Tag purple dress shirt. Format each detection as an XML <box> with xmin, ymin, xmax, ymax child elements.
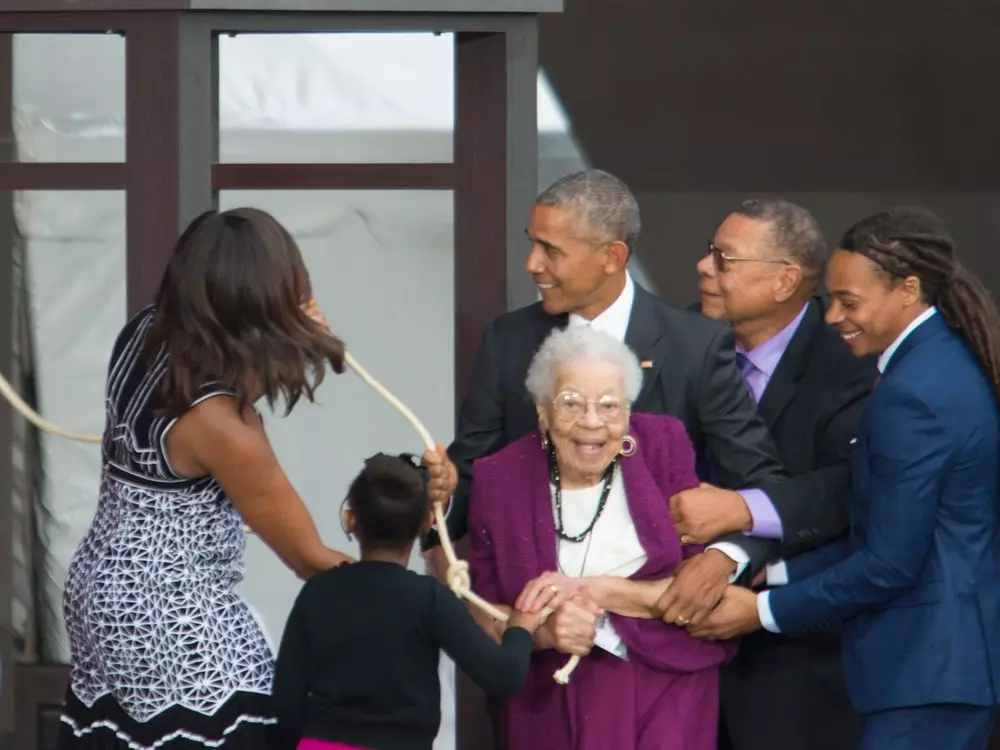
<box><xmin>735</xmin><ymin>303</ymin><xmax>809</xmax><ymax>538</ymax></box>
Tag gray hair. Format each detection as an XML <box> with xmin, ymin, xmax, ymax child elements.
<box><xmin>525</xmin><ymin>326</ymin><xmax>643</xmax><ymax>405</ymax></box>
<box><xmin>535</xmin><ymin>169</ymin><xmax>641</xmax><ymax>253</ymax></box>
<box><xmin>736</xmin><ymin>198</ymin><xmax>827</xmax><ymax>289</ymax></box>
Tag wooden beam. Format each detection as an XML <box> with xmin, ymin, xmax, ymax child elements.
<box><xmin>0</xmin><ymin>163</ymin><xmax>126</xmax><ymax>191</ymax></box>
<box><xmin>0</xmin><ymin>1</ymin><xmax>185</xmax><ymax>12</ymax></box>
<box><xmin>0</xmin><ymin>0</ymin><xmax>560</xmax><ymax>12</ymax></box>
<box><xmin>125</xmin><ymin>12</ymin><xmax>215</xmax><ymax>316</ymax></box>
<box><xmin>453</xmin><ymin>20</ymin><xmax>538</xmax><ymax>750</ymax></box>
<box><xmin>213</xmin><ymin>163</ymin><xmax>455</xmax><ymax>191</ymax></box>
<box><xmin>193</xmin><ymin>0</ymin><xmax>561</xmax><ymax>11</ymax></box>
<box><xmin>0</xmin><ymin>30</ymin><xmax>14</xmax><ymax>750</ymax></box>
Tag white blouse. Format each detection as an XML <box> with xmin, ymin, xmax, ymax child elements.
<box><xmin>551</xmin><ymin>470</ymin><xmax>647</xmax><ymax>659</ymax></box>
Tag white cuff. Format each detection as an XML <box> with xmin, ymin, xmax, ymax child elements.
<box><xmin>706</xmin><ymin>541</ymin><xmax>749</xmax><ymax>584</ymax></box>
<box><xmin>765</xmin><ymin>559</ymin><xmax>789</xmax><ymax>586</ymax></box>
<box><xmin>757</xmin><ymin>590</ymin><xmax>781</xmax><ymax>633</ymax></box>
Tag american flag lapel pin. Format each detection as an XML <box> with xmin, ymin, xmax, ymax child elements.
<box><xmin>641</xmin><ymin>360</ymin><xmax>653</xmax><ymax>369</ymax></box>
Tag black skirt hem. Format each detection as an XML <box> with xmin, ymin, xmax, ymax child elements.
<box><xmin>58</xmin><ymin>688</ymin><xmax>277</xmax><ymax>749</ymax></box>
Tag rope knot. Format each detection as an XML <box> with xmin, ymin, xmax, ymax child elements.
<box><xmin>445</xmin><ymin>559</ymin><xmax>471</xmax><ymax>595</ymax></box>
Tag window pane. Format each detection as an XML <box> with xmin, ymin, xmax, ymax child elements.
<box><xmin>217</xmin><ymin>190</ymin><xmax>455</xmax><ymax>627</ymax></box>
<box><xmin>13</xmin><ymin>35</ymin><xmax>126</xmax><ymax>163</ymax></box>
<box><xmin>219</xmin><ymin>188</ymin><xmax>457</xmax><ymax>749</ymax></box>
<box><xmin>220</xmin><ymin>33</ymin><xmax>455</xmax><ymax>164</ymax></box>
<box><xmin>15</xmin><ymin>191</ymin><xmax>126</xmax><ymax>662</ymax></box>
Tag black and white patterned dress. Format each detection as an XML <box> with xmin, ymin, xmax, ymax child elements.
<box><xmin>58</xmin><ymin>307</ymin><xmax>276</xmax><ymax>749</ymax></box>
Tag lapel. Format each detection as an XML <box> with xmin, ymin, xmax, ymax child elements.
<box><xmin>756</xmin><ymin>298</ymin><xmax>822</xmax><ymax>427</ymax></box>
<box><xmin>624</xmin><ymin>285</ymin><xmax>668</xmax><ymax>410</ymax></box>
<box><xmin>529</xmin><ymin>306</ymin><xmax>567</xmax><ymax>354</ymax></box>
<box><xmin>529</xmin><ymin>437</ymin><xmax>560</xmax><ymax>572</ymax></box>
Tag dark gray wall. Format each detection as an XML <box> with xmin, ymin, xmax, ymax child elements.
<box><xmin>539</xmin><ymin>0</ymin><xmax>1000</xmax><ymax>304</ymax></box>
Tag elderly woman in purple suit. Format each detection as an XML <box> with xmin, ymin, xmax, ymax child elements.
<box><xmin>467</xmin><ymin>325</ymin><xmax>736</xmax><ymax>750</ymax></box>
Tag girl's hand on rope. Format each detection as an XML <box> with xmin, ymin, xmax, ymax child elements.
<box><xmin>421</xmin><ymin>444</ymin><xmax>457</xmax><ymax>511</ymax></box>
<box><xmin>507</xmin><ymin>607</ymin><xmax>548</xmax><ymax>636</ymax></box>
<box><xmin>515</xmin><ymin>571</ymin><xmax>587</xmax><ymax>614</ymax></box>
<box><xmin>534</xmin><ymin>593</ymin><xmax>602</xmax><ymax>657</ymax></box>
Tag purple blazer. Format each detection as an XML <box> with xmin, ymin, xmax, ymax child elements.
<box><xmin>468</xmin><ymin>413</ymin><xmax>737</xmax><ymax>738</ymax></box>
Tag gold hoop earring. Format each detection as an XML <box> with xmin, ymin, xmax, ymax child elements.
<box><xmin>619</xmin><ymin>434</ymin><xmax>637</xmax><ymax>457</ymax></box>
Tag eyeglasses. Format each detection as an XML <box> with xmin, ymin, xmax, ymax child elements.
<box><xmin>551</xmin><ymin>391</ymin><xmax>627</xmax><ymax>422</ymax></box>
<box><xmin>708</xmin><ymin>242</ymin><xmax>792</xmax><ymax>274</ymax></box>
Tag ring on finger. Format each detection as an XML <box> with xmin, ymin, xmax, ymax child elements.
<box><xmin>675</xmin><ymin>616</ymin><xmax>691</xmax><ymax>626</ymax></box>
<box><xmin>680</xmin><ymin>535</ymin><xmax>694</xmax><ymax>545</ymax></box>
<box><xmin>549</xmin><ymin>584</ymin><xmax>559</xmax><ymax>593</ymax></box>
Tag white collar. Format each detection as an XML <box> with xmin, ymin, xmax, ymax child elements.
<box><xmin>568</xmin><ymin>273</ymin><xmax>635</xmax><ymax>342</ymax></box>
<box><xmin>878</xmin><ymin>306</ymin><xmax>937</xmax><ymax>373</ymax></box>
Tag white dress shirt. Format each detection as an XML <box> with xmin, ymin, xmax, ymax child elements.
<box><xmin>554</xmin><ymin>471</ymin><xmax>645</xmax><ymax>658</ymax></box>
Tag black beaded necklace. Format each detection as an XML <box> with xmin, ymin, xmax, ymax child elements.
<box><xmin>547</xmin><ymin>438</ymin><xmax>618</xmax><ymax>543</ymax></box>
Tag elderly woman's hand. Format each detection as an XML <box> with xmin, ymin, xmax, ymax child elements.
<box><xmin>421</xmin><ymin>444</ymin><xmax>458</xmax><ymax>511</ymax></box>
<box><xmin>515</xmin><ymin>571</ymin><xmax>588</xmax><ymax>614</ymax></box>
<box><xmin>534</xmin><ymin>593</ymin><xmax>603</xmax><ymax>656</ymax></box>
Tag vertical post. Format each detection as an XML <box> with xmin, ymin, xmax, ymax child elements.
<box><xmin>0</xmin><ymin>30</ymin><xmax>14</xmax><ymax>750</ymax></box>
<box><xmin>453</xmin><ymin>16</ymin><xmax>538</xmax><ymax>400</ymax></box>
<box><xmin>453</xmin><ymin>16</ymin><xmax>539</xmax><ymax>750</ymax></box>
<box><xmin>501</xmin><ymin>16</ymin><xmax>539</xmax><ymax>314</ymax></box>
<box><xmin>126</xmin><ymin>12</ymin><xmax>217</xmax><ymax>316</ymax></box>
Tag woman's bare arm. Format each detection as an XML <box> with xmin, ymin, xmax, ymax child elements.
<box><xmin>516</xmin><ymin>572</ymin><xmax>674</xmax><ymax>619</ymax></box>
<box><xmin>166</xmin><ymin>396</ymin><xmax>353</xmax><ymax>579</ymax></box>
<box><xmin>586</xmin><ymin>576</ymin><xmax>673</xmax><ymax>618</ymax></box>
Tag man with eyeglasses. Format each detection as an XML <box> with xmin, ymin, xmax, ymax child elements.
<box><xmin>687</xmin><ymin>198</ymin><xmax>877</xmax><ymax>750</ymax></box>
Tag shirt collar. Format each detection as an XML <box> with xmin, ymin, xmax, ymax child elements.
<box><xmin>878</xmin><ymin>306</ymin><xmax>937</xmax><ymax>373</ymax></box>
<box><xmin>568</xmin><ymin>272</ymin><xmax>635</xmax><ymax>342</ymax></box>
<box><xmin>736</xmin><ymin>302</ymin><xmax>810</xmax><ymax>379</ymax></box>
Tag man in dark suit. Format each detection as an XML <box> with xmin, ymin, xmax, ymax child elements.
<box><xmin>691</xmin><ymin>206</ymin><xmax>1000</xmax><ymax>749</ymax></box>
<box><xmin>692</xmin><ymin>199</ymin><xmax>876</xmax><ymax>750</ymax></box>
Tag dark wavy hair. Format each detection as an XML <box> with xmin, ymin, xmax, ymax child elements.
<box><xmin>144</xmin><ymin>208</ymin><xmax>346</xmax><ymax>417</ymax></box>
<box><xmin>347</xmin><ymin>453</ymin><xmax>429</xmax><ymax>550</ymax></box>
<box><xmin>839</xmin><ymin>206</ymin><xmax>1000</xmax><ymax>400</ymax></box>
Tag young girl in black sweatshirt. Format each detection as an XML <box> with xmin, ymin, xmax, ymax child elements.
<box><xmin>272</xmin><ymin>453</ymin><xmax>541</xmax><ymax>750</ymax></box>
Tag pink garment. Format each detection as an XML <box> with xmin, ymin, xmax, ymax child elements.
<box><xmin>297</xmin><ymin>739</ymin><xmax>367</xmax><ymax>750</ymax></box>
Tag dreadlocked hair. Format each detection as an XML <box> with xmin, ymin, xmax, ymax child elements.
<box><xmin>840</xmin><ymin>206</ymin><xmax>1000</xmax><ymax>401</ymax></box>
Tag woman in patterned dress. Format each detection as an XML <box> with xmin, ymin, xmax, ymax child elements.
<box><xmin>56</xmin><ymin>208</ymin><xmax>456</xmax><ymax>749</ymax></box>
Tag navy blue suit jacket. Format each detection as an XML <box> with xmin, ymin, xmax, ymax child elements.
<box><xmin>768</xmin><ymin>312</ymin><xmax>1000</xmax><ymax>713</ymax></box>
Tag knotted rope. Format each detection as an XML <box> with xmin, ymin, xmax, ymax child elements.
<box><xmin>0</xmin><ymin>353</ymin><xmax>582</xmax><ymax>685</ymax></box>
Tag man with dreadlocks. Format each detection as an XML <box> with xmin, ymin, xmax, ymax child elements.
<box><xmin>686</xmin><ymin>206</ymin><xmax>1000</xmax><ymax>750</ymax></box>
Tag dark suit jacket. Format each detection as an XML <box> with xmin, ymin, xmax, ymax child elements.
<box><xmin>439</xmin><ymin>282</ymin><xmax>787</xmax><ymax>567</ymax></box>
<box><xmin>770</xmin><ymin>313</ymin><xmax>1000</xmax><ymax>713</ymax></box>
<box><xmin>721</xmin><ymin>297</ymin><xmax>875</xmax><ymax>748</ymax></box>
<box><xmin>755</xmin><ymin>297</ymin><xmax>877</xmax><ymax>558</ymax></box>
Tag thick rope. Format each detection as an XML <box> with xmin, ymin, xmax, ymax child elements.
<box><xmin>343</xmin><ymin>352</ymin><xmax>581</xmax><ymax>685</ymax></box>
<box><xmin>0</xmin><ymin>357</ymin><xmax>582</xmax><ymax>685</ymax></box>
